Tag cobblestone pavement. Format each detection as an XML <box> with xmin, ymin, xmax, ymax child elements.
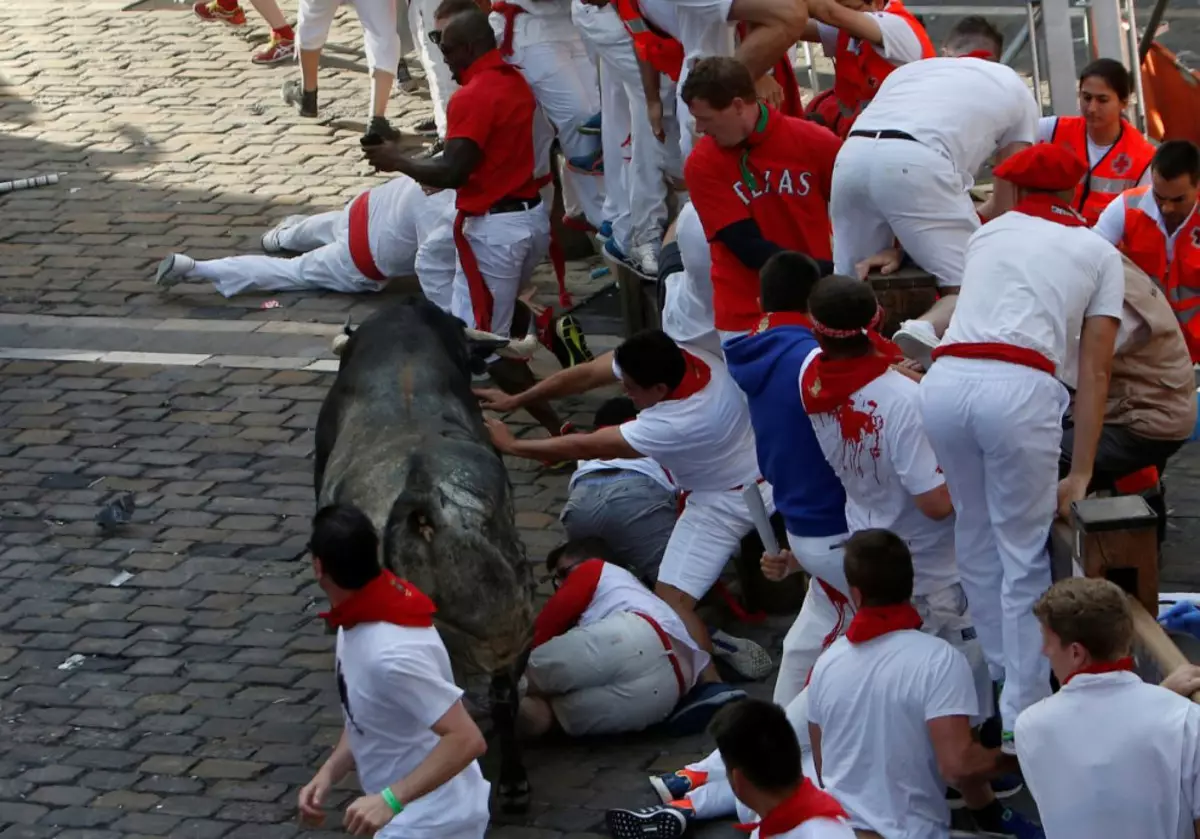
<box><xmin>2</xmin><ymin>2</ymin><xmax>1199</xmax><ymax>839</ymax></box>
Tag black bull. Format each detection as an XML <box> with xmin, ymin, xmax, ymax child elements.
<box><xmin>313</xmin><ymin>297</ymin><xmax>536</xmax><ymax>812</ymax></box>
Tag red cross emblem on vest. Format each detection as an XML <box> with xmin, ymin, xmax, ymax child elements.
<box><xmin>1110</xmin><ymin>153</ymin><xmax>1132</xmax><ymax>176</ymax></box>
<box><xmin>1191</xmin><ymin>227</ymin><xmax>1200</xmax><ymax>249</ymax></box>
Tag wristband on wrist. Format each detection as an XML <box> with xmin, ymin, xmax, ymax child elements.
<box><xmin>380</xmin><ymin>787</ymin><xmax>404</xmax><ymax>814</ymax></box>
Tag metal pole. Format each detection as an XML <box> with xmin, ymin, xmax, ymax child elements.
<box><xmin>1126</xmin><ymin>0</ymin><xmax>1148</xmax><ymax>131</ymax></box>
<box><xmin>1088</xmin><ymin>0</ymin><xmax>1129</xmax><ymax>62</ymax></box>
<box><xmin>1001</xmin><ymin>4</ymin><xmax>1037</xmax><ymax>66</ymax></box>
<box><xmin>1042</xmin><ymin>0</ymin><xmax>1081</xmax><ymax>114</ymax></box>
<box><xmin>1025</xmin><ymin>0</ymin><xmax>1045</xmax><ymax>112</ymax></box>
<box><xmin>1138</xmin><ymin>0</ymin><xmax>1170</xmax><ymax>61</ymax></box>
<box><xmin>803</xmin><ymin>42</ymin><xmax>821</xmax><ymax>93</ymax></box>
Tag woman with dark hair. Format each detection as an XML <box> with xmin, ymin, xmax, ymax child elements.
<box><xmin>1039</xmin><ymin>57</ymin><xmax>1156</xmax><ymax>225</ymax></box>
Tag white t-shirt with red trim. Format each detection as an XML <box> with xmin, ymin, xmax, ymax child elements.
<box><xmin>531</xmin><ymin>559</ymin><xmax>710</xmax><ymax>683</ymax></box>
<box><xmin>943</xmin><ymin>211</ymin><xmax>1126</xmax><ymax>388</ymax></box>
<box><xmin>798</xmin><ymin>360</ymin><xmax>958</xmax><ymax>596</ymax></box>
<box><xmin>816</xmin><ymin>13</ymin><xmax>926</xmax><ymax>66</ymax></box>
<box><xmin>614</xmin><ymin>346</ymin><xmax>761</xmax><ymax>492</ymax></box>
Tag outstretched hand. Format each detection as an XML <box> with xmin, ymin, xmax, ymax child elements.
<box><xmin>475</xmin><ymin>387</ymin><xmax>520</xmax><ymax>413</ymax></box>
<box><xmin>855</xmin><ymin>247</ymin><xmax>903</xmax><ymax>281</ymax></box>
<box><xmin>363</xmin><ymin>139</ymin><xmax>408</xmax><ymax>172</ymax></box>
<box><xmin>484</xmin><ymin>416</ymin><xmax>518</xmax><ymax>452</ymax></box>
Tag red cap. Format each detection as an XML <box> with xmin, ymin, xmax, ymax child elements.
<box><xmin>993</xmin><ymin>143</ymin><xmax>1088</xmax><ymax>192</ymax></box>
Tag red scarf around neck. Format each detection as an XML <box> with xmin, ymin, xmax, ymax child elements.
<box><xmin>1012</xmin><ymin>193</ymin><xmax>1089</xmax><ymax>227</ymax></box>
<box><xmin>800</xmin><ymin>339</ymin><xmax>903</xmax><ymax>415</ymax></box>
<box><xmin>1062</xmin><ymin>656</ymin><xmax>1135</xmax><ymax>685</ymax></box>
<box><xmin>750</xmin><ymin>311</ymin><xmax>814</xmax><ymax>336</ymax></box>
<box><xmin>665</xmin><ymin>351</ymin><xmax>713</xmax><ymax>401</ymax></box>
<box><xmin>845</xmin><ymin>603</ymin><xmax>923</xmax><ymax>643</ymax></box>
<box><xmin>321</xmin><ymin>570</ymin><xmax>437</xmax><ymax>631</ymax></box>
<box><xmin>735</xmin><ymin>778</ymin><xmax>848</xmax><ymax>837</ymax></box>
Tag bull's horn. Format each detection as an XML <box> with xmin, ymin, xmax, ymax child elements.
<box><xmin>331</xmin><ymin>333</ymin><xmax>349</xmax><ymax>357</ymax></box>
<box><xmin>342</xmin><ymin>314</ymin><xmax>353</xmax><ymax>335</ymax></box>
<box><xmin>464</xmin><ymin>327</ymin><xmax>540</xmax><ymax>360</ymax></box>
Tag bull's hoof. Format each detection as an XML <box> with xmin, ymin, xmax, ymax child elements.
<box><xmin>498</xmin><ymin>780</ymin><xmax>531</xmax><ymax>814</ymax></box>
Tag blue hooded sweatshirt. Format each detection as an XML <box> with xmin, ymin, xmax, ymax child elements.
<box><xmin>724</xmin><ymin>325</ymin><xmax>848</xmax><ymax>539</ymax></box>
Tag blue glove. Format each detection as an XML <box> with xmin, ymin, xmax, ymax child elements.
<box><xmin>1160</xmin><ymin>600</ymin><xmax>1200</xmax><ymax>638</ymax></box>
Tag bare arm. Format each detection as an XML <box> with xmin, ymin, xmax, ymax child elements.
<box><xmin>636</xmin><ymin>53</ymin><xmax>669</xmax><ymax>142</ymax></box>
<box><xmin>807</xmin><ymin>0</ymin><xmax>882</xmax><ymax>45</ymax></box>
<box><xmin>913</xmin><ymin>484</ymin><xmax>954</xmax><ymax>521</ymax></box>
<box><xmin>1060</xmin><ymin>314</ymin><xmax>1119</xmax><ymax>516</ymax></box>
<box><xmin>928</xmin><ymin>716</ymin><xmax>1007</xmax><ymax>787</ymax></box>
<box><xmin>320</xmin><ymin>729</ymin><xmax>357</xmax><ymax>782</ymax></box>
<box><xmin>491</xmin><ymin>423</ymin><xmax>644</xmax><ymax>462</ymax></box>
<box><xmin>387</xmin><ymin>701</ymin><xmax>486</xmax><ymax>806</ymax></box>
<box><xmin>976</xmin><ymin>141</ymin><xmax>1030</xmax><ymax>219</ymax></box>
<box><xmin>477</xmin><ymin>350</ymin><xmax>618</xmax><ymax>412</ymax></box>
<box><xmin>808</xmin><ymin>721</ymin><xmax>823</xmax><ymax>785</ymax></box>
<box><xmin>364</xmin><ymin>138</ymin><xmax>482</xmax><ymax>190</ymax></box>
<box><xmin>729</xmin><ymin>0</ymin><xmax>808</xmax><ymax>78</ymax></box>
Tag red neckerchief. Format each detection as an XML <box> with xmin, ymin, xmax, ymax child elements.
<box><xmin>459</xmin><ymin>48</ymin><xmax>517</xmax><ymax>86</ymax></box>
<box><xmin>799</xmin><ymin>342</ymin><xmax>902</xmax><ymax>415</ymax></box>
<box><xmin>963</xmin><ymin>49</ymin><xmax>994</xmax><ymax>59</ymax></box>
<box><xmin>735</xmin><ymin>778</ymin><xmax>848</xmax><ymax>837</ymax></box>
<box><xmin>845</xmin><ymin>603</ymin><xmax>923</xmax><ymax>643</ymax></box>
<box><xmin>1012</xmin><ymin>192</ymin><xmax>1089</xmax><ymax>227</ymax></box>
<box><xmin>321</xmin><ymin>571</ymin><xmax>437</xmax><ymax>631</ymax></box>
<box><xmin>749</xmin><ymin>311</ymin><xmax>814</xmax><ymax>336</ymax></box>
<box><xmin>665</xmin><ymin>351</ymin><xmax>712</xmax><ymax>401</ymax></box>
<box><xmin>1062</xmin><ymin>656</ymin><xmax>1135</xmax><ymax>685</ymax></box>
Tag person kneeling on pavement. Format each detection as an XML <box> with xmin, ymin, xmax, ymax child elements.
<box><xmin>519</xmin><ymin>539</ymin><xmax>743</xmax><ymax>739</ymax></box>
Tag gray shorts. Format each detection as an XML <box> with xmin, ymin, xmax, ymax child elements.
<box><xmin>560</xmin><ymin>471</ymin><xmax>678</xmax><ymax>584</ymax></box>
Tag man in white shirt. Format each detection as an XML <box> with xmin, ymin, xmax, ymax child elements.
<box><xmin>1018</xmin><ymin>577</ymin><xmax>1200</xmax><ymax>839</ymax></box>
<box><xmin>809</xmin><ymin>529</ymin><xmax>1042</xmax><ymax>839</ymax></box>
<box><xmin>155</xmin><ymin>176</ymin><xmax>457</xmax><ymax>302</ymax></box>
<box><xmin>560</xmin><ymin>398</ymin><xmax>680</xmax><ymax>584</ymax></box>
<box><xmin>659</xmin><ymin>202</ymin><xmax>723</xmax><ymax>357</ymax></box>
<box><xmin>920</xmin><ymin>142</ymin><xmax>1125</xmax><ymax>753</ymax></box>
<box><xmin>830</xmin><ymin>16</ymin><xmax>1039</xmax><ymax>361</ymax></box>
<box><xmin>297</xmin><ymin>504</ymin><xmax>490</xmax><ymax>839</ymax></box>
<box><xmin>475</xmin><ymin>329</ymin><xmax>774</xmax><ymax>682</ymax></box>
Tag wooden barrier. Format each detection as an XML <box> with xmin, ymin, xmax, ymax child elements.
<box><xmin>1049</xmin><ymin>496</ymin><xmax>1199</xmax><ymax>701</ymax></box>
<box><xmin>867</xmin><ymin>268</ymin><xmax>939</xmax><ymax>339</ymax></box>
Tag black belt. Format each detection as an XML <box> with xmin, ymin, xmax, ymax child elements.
<box><xmin>849</xmin><ymin>129</ymin><xmax>919</xmax><ymax>143</ymax></box>
<box><xmin>489</xmin><ymin>195</ymin><xmax>541</xmax><ymax>215</ymax></box>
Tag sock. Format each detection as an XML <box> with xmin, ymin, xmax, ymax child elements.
<box><xmin>274</xmin><ymin>24</ymin><xmax>295</xmax><ymax>40</ymax></box>
<box><xmin>216</xmin><ymin>0</ymin><xmax>239</xmax><ymax>10</ymax></box>
<box><xmin>970</xmin><ymin>800</ymin><xmax>1008</xmax><ymax>832</ymax></box>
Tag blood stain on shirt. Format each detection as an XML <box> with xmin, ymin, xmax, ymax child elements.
<box><xmin>834</xmin><ymin>400</ymin><xmax>883</xmax><ymax>479</ymax></box>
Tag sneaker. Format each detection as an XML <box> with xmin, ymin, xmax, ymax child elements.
<box><xmin>579</xmin><ymin>111</ymin><xmax>602</xmax><ymax>136</ymax></box>
<box><xmin>414</xmin><ymin>117</ymin><xmax>438</xmax><ymax>136</ymax></box>
<box><xmin>567</xmin><ymin>149</ymin><xmax>603</xmax><ymax>174</ymax></box>
<box><xmin>892</xmin><ymin>319</ymin><xmax>939</xmax><ymax>371</ymax></box>
<box><xmin>193</xmin><ymin>0</ymin><xmax>246</xmax><ymax>25</ymax></box>
<box><xmin>649</xmin><ymin>768</ymin><xmax>709</xmax><ymax>805</ymax></box>
<box><xmin>977</xmin><ymin>807</ymin><xmax>1045</xmax><ymax>839</ymax></box>
<box><xmin>663</xmin><ymin>682</ymin><xmax>746</xmax><ymax>737</ymax></box>
<box><xmin>595</xmin><ymin>220</ymin><xmax>613</xmax><ymax>244</ymax></box>
<box><xmin>396</xmin><ymin>57</ymin><xmax>412</xmax><ymax>84</ymax></box>
<box><xmin>251</xmin><ymin>32</ymin><xmax>295</xmax><ymax>65</ymax></box>
<box><xmin>281</xmin><ymin>79</ymin><xmax>318</xmax><ymax>118</ymax></box>
<box><xmin>155</xmin><ymin>254</ymin><xmax>196</xmax><ymax>288</ymax></box>
<box><xmin>363</xmin><ymin>116</ymin><xmax>400</xmax><ymax>144</ymax></box>
<box><xmin>549</xmin><ymin>313</ymin><xmax>593</xmax><ymax>369</ymax></box>
<box><xmin>605</xmin><ymin>805</ymin><xmax>688</xmax><ymax>839</ymax></box>
<box><xmin>602</xmin><ymin>238</ymin><xmax>638</xmax><ymax>271</ymax></box>
<box><xmin>631</xmin><ymin>242</ymin><xmax>659</xmax><ymax>276</ymax></box>
<box><xmin>418</xmin><ymin>138</ymin><xmax>445</xmax><ymax>159</ymax></box>
<box><xmin>1000</xmin><ymin>729</ymin><xmax>1017</xmax><ymax>756</ymax></box>
<box><xmin>710</xmin><ymin>630</ymin><xmax>773</xmax><ymax>680</ymax></box>
<box><xmin>261</xmin><ymin>215</ymin><xmax>306</xmax><ymax>253</ymax></box>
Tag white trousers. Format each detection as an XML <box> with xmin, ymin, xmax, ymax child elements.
<box><xmin>773</xmin><ymin>531</ymin><xmax>851</xmax><ymax>706</ymax></box>
<box><xmin>298</xmin><ymin>0</ymin><xmax>402</xmax><ymax>73</ymax></box>
<box><xmin>408</xmin><ymin>0</ymin><xmax>456</xmax><ymax>135</ymax></box>
<box><xmin>450</xmin><ymin>205</ymin><xmax>550</xmax><ymax>338</ymax></box>
<box><xmin>528</xmin><ymin>612</ymin><xmax>681</xmax><ymax>736</ymax></box>
<box><xmin>830</xmin><ymin>136</ymin><xmax>980</xmax><ymax>288</ymax></box>
<box><xmin>920</xmin><ymin>357</ymin><xmax>1068</xmax><ymax>731</ymax></box>
<box><xmin>658</xmin><ymin>483</ymin><xmax>776</xmax><ymax>601</ymax></box>
<box><xmin>504</xmin><ymin>37</ymin><xmax>606</xmax><ymax>228</ymax></box>
<box><xmin>188</xmin><ymin>212</ymin><xmax>383</xmax><ymax>297</ymax></box>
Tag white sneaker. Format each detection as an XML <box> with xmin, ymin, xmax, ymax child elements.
<box><xmin>892</xmin><ymin>319</ymin><xmax>940</xmax><ymax>371</ymax></box>
<box><xmin>710</xmin><ymin>629</ymin><xmax>773</xmax><ymax>680</ymax></box>
<box><xmin>261</xmin><ymin>215</ymin><xmax>307</xmax><ymax>253</ymax></box>
<box><xmin>631</xmin><ymin>242</ymin><xmax>659</xmax><ymax>276</ymax></box>
<box><xmin>154</xmin><ymin>254</ymin><xmax>196</xmax><ymax>288</ymax></box>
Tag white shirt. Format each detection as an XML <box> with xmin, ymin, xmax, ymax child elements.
<box><xmin>662</xmin><ymin>202</ymin><xmax>722</xmax><ymax>356</ymax></box>
<box><xmin>854</xmin><ymin>57</ymin><xmax>1039</xmax><ymax>180</ymax></box>
<box><xmin>569</xmin><ymin>456</ymin><xmax>677</xmax><ymax>494</ymax></box>
<box><xmin>571</xmin><ymin>0</ymin><xmax>629</xmax><ymax>46</ymax></box>
<box><xmin>615</xmin><ymin>346</ymin><xmax>761</xmax><ymax>492</ymax></box>
<box><xmin>749</xmin><ymin>818</ymin><xmax>858</xmax><ymax>839</ymax></box>
<box><xmin>816</xmin><ymin>12</ymin><xmax>926</xmax><ymax>67</ymax></box>
<box><xmin>943</xmin><ymin>210</ymin><xmax>1127</xmax><ymax>388</ymax></box>
<box><xmin>1037</xmin><ymin>116</ymin><xmax>1153</xmax><ymax>189</ymax></box>
<box><xmin>799</xmin><ymin>361</ymin><xmax>959</xmax><ymax>596</ymax></box>
<box><xmin>809</xmin><ymin>631</ymin><xmax>979</xmax><ymax>839</ymax></box>
<box><xmin>336</xmin><ymin>623</ymin><xmax>490</xmax><ymax>838</ymax></box>
<box><xmin>1093</xmin><ymin>188</ymin><xmax>1200</xmax><ymax>264</ymax></box>
<box><xmin>642</xmin><ymin>0</ymin><xmax>733</xmax><ymax>63</ymax></box>
<box><xmin>367</xmin><ymin>176</ymin><xmax>445</xmax><ymax>279</ymax></box>
<box><xmin>1016</xmin><ymin>671</ymin><xmax>1200</xmax><ymax>839</ymax></box>
<box><xmin>491</xmin><ymin>0</ymin><xmax>578</xmax><ymax>44</ymax></box>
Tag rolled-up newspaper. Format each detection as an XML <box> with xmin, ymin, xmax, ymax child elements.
<box><xmin>742</xmin><ymin>484</ymin><xmax>779</xmax><ymax>556</ymax></box>
<box><xmin>0</xmin><ymin>173</ymin><xmax>59</xmax><ymax>193</ymax></box>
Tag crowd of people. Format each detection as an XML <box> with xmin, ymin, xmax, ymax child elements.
<box><xmin>167</xmin><ymin>0</ymin><xmax>1200</xmax><ymax>836</ymax></box>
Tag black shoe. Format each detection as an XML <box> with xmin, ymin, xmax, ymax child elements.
<box><xmin>606</xmin><ymin>805</ymin><xmax>688</xmax><ymax>839</ymax></box>
<box><xmin>364</xmin><ymin>116</ymin><xmax>400</xmax><ymax>143</ymax></box>
<box><xmin>417</xmin><ymin>138</ymin><xmax>444</xmax><ymax>159</ymax></box>
<box><xmin>281</xmin><ymin>79</ymin><xmax>317</xmax><ymax>118</ymax></box>
<box><xmin>414</xmin><ymin>117</ymin><xmax>438</xmax><ymax>136</ymax></box>
<box><xmin>396</xmin><ymin>56</ymin><xmax>412</xmax><ymax>83</ymax></box>
<box><xmin>549</xmin><ymin>313</ymin><xmax>592</xmax><ymax>369</ymax></box>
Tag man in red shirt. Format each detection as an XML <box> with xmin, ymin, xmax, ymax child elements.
<box><xmin>681</xmin><ymin>57</ymin><xmax>842</xmax><ymax>343</ymax></box>
<box><xmin>364</xmin><ymin>6</ymin><xmax>565</xmax><ymax>437</ymax></box>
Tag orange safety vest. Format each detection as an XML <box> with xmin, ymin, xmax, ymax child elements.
<box><xmin>613</xmin><ymin>0</ymin><xmax>683</xmax><ymax>81</ymax></box>
<box><xmin>1050</xmin><ymin>116</ymin><xmax>1156</xmax><ymax>226</ymax></box>
<box><xmin>829</xmin><ymin>0</ymin><xmax>934</xmax><ymax>137</ymax></box>
<box><xmin>1120</xmin><ymin>186</ymin><xmax>1200</xmax><ymax>362</ymax></box>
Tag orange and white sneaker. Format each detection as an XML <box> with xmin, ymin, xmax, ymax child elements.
<box><xmin>251</xmin><ymin>32</ymin><xmax>296</xmax><ymax>65</ymax></box>
<box><xmin>649</xmin><ymin>768</ymin><xmax>708</xmax><ymax>804</ymax></box>
<box><xmin>193</xmin><ymin>0</ymin><xmax>247</xmax><ymax>25</ymax></box>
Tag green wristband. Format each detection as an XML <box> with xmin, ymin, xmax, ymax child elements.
<box><xmin>380</xmin><ymin>787</ymin><xmax>404</xmax><ymax>814</ymax></box>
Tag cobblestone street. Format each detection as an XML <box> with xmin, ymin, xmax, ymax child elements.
<box><xmin>1</xmin><ymin>2</ymin><xmax>1198</xmax><ymax>839</ymax></box>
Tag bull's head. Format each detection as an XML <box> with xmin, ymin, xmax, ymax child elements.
<box><xmin>327</xmin><ymin>318</ymin><xmax>541</xmax><ymax>365</ymax></box>
<box><xmin>331</xmin><ymin>315</ymin><xmax>354</xmax><ymax>357</ymax></box>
